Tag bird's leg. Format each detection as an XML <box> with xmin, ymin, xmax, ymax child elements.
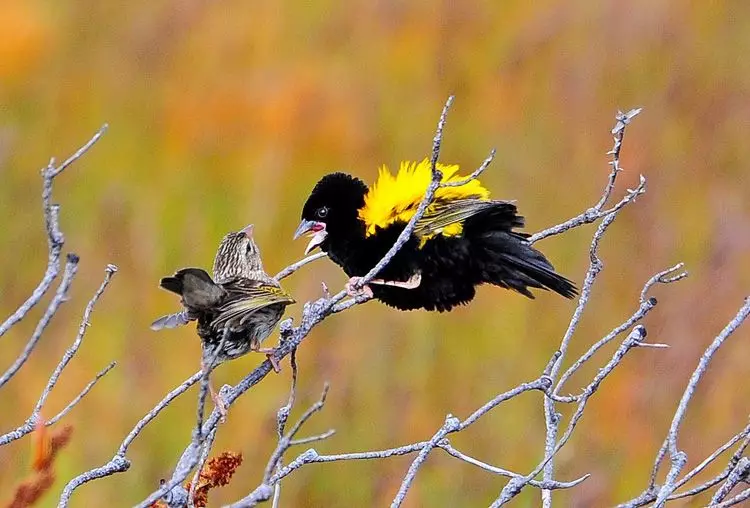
<box><xmin>250</xmin><ymin>337</ymin><xmax>281</xmax><ymax>373</ymax></box>
<box><xmin>200</xmin><ymin>358</ymin><xmax>228</xmax><ymax>423</ymax></box>
<box><xmin>345</xmin><ymin>276</ymin><xmax>374</xmax><ymax>298</ymax></box>
<box><xmin>370</xmin><ymin>272</ymin><xmax>422</xmax><ymax>290</ymax></box>
<box><xmin>209</xmin><ymin>382</ymin><xmax>228</xmax><ymax>423</ymax></box>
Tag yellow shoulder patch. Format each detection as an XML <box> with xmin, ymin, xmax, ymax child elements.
<box><xmin>358</xmin><ymin>159</ymin><xmax>490</xmax><ymax>237</ymax></box>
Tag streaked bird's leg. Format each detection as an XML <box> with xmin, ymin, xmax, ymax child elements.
<box><xmin>250</xmin><ymin>337</ymin><xmax>281</xmax><ymax>373</ymax></box>
<box><xmin>200</xmin><ymin>357</ymin><xmax>228</xmax><ymax>423</ymax></box>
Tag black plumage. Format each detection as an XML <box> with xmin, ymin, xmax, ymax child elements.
<box><xmin>295</xmin><ymin>170</ymin><xmax>576</xmax><ymax>312</ymax></box>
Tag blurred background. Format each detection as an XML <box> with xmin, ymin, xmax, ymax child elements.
<box><xmin>0</xmin><ymin>0</ymin><xmax>748</xmax><ymax>506</ymax></box>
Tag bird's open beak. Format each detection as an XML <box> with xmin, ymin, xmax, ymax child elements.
<box><xmin>294</xmin><ymin>219</ymin><xmax>327</xmax><ymax>255</ymax></box>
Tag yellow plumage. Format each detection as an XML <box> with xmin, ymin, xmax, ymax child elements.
<box><xmin>358</xmin><ymin>159</ymin><xmax>491</xmax><ymax>239</ymax></box>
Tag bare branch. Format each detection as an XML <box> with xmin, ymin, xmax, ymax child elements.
<box><xmin>38</xmin><ymin>265</ymin><xmax>118</xmax><ymax>414</ymax></box>
<box><xmin>528</xmin><ymin>108</ymin><xmax>642</xmax><ymax>245</ymax></box>
<box><xmin>555</xmin><ymin>263</ymin><xmax>687</xmax><ymax>396</ymax></box>
<box><xmin>709</xmin><ymin>457</ymin><xmax>750</xmax><ymax>505</ymax></box>
<box><xmin>668</xmin><ymin>423</ymin><xmax>750</xmax><ymax>499</ymax></box>
<box><xmin>0</xmin><ymin>125</ymin><xmax>107</xmax><ymax>339</ymax></box>
<box><xmin>274</xmin><ymin>252</ymin><xmax>327</xmax><ymax>281</ymax></box>
<box><xmin>0</xmin><ymin>254</ymin><xmax>79</xmax><ymax>389</ymax></box>
<box><xmin>0</xmin><ymin>263</ymin><xmax>119</xmax><ymax>446</ymax></box>
<box><xmin>533</xmin><ymin>109</ymin><xmax>647</xmax><ymax>507</ymax></box>
<box><xmin>47</xmin><ymin>361</ymin><xmax>116</xmax><ymax>426</ymax></box>
<box><xmin>712</xmin><ymin>487</ymin><xmax>750</xmax><ymax>508</ymax></box>
<box><xmin>439</xmin><ymin>148</ymin><xmax>496</xmax><ymax>188</ymax></box>
<box><xmin>59</xmin><ymin>370</ymin><xmax>203</xmax><ymax>506</ymax></box>
<box><xmin>649</xmin><ymin>298</ymin><xmax>750</xmax><ymax>506</ymax></box>
<box><xmin>187</xmin><ymin>426</ymin><xmax>219</xmax><ymax>508</ymax></box>
<box><xmin>438</xmin><ymin>441</ymin><xmax>590</xmax><ymax>489</ymax></box>
<box><xmin>391</xmin><ymin>415</ymin><xmax>461</xmax><ymax>507</ymax></box>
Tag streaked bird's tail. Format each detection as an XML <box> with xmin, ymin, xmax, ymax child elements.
<box><xmin>152</xmin><ymin>268</ymin><xmax>225</xmax><ymax>331</ymax></box>
<box><xmin>150</xmin><ymin>310</ymin><xmax>191</xmax><ymax>331</ymax></box>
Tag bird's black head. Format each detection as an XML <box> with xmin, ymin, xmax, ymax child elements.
<box><xmin>294</xmin><ymin>172</ymin><xmax>368</xmax><ymax>254</ymax></box>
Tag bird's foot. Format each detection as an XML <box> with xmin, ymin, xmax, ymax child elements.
<box><xmin>261</xmin><ymin>349</ymin><xmax>281</xmax><ymax>373</ymax></box>
<box><xmin>345</xmin><ymin>277</ymin><xmax>374</xmax><ymax>299</ymax></box>
<box><xmin>251</xmin><ymin>341</ymin><xmax>281</xmax><ymax>373</ymax></box>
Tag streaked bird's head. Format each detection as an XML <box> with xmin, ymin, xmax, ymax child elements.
<box><xmin>294</xmin><ymin>173</ymin><xmax>368</xmax><ymax>254</ymax></box>
<box><xmin>213</xmin><ymin>224</ymin><xmax>264</xmax><ymax>282</ymax></box>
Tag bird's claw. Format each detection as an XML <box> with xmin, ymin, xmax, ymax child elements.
<box><xmin>266</xmin><ymin>353</ymin><xmax>281</xmax><ymax>373</ymax></box>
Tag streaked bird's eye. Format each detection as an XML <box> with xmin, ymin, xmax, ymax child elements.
<box><xmin>316</xmin><ymin>206</ymin><xmax>329</xmax><ymax>219</ymax></box>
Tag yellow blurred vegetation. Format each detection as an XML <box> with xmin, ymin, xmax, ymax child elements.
<box><xmin>0</xmin><ymin>0</ymin><xmax>748</xmax><ymax>506</ymax></box>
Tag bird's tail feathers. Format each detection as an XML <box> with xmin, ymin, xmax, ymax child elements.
<box><xmin>481</xmin><ymin>233</ymin><xmax>577</xmax><ymax>299</ymax></box>
<box><xmin>150</xmin><ymin>310</ymin><xmax>192</xmax><ymax>331</ymax></box>
<box><xmin>159</xmin><ymin>268</ymin><xmax>216</xmax><ymax>295</ymax></box>
<box><xmin>159</xmin><ymin>276</ymin><xmax>183</xmax><ymax>295</ymax></box>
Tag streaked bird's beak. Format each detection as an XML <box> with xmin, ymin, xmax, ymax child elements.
<box><xmin>294</xmin><ymin>219</ymin><xmax>328</xmax><ymax>255</ymax></box>
<box><xmin>241</xmin><ymin>224</ymin><xmax>254</xmax><ymax>237</ymax></box>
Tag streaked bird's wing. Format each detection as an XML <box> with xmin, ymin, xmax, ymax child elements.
<box><xmin>211</xmin><ymin>281</ymin><xmax>295</xmax><ymax>329</ymax></box>
<box><xmin>151</xmin><ymin>310</ymin><xmax>193</xmax><ymax>331</ymax></box>
<box><xmin>414</xmin><ymin>199</ymin><xmax>508</xmax><ymax>239</ymax></box>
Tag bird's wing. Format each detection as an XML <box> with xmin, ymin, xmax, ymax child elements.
<box><xmin>150</xmin><ymin>310</ymin><xmax>194</xmax><ymax>331</ymax></box>
<box><xmin>413</xmin><ymin>199</ymin><xmax>504</xmax><ymax>239</ymax></box>
<box><xmin>210</xmin><ymin>281</ymin><xmax>295</xmax><ymax>329</ymax></box>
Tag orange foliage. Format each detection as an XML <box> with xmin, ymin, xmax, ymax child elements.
<box><xmin>186</xmin><ymin>451</ymin><xmax>244</xmax><ymax>507</ymax></box>
<box><xmin>5</xmin><ymin>423</ymin><xmax>73</xmax><ymax>508</ymax></box>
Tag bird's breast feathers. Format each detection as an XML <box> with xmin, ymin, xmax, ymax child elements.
<box><xmin>357</xmin><ymin>160</ymin><xmax>491</xmax><ymax>243</ymax></box>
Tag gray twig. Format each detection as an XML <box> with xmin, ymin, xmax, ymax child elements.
<box><xmin>528</xmin><ymin>108</ymin><xmax>642</xmax><ymax>245</ymax></box>
<box><xmin>617</xmin><ymin>298</ymin><xmax>750</xmax><ymax>508</ymax></box>
<box><xmin>668</xmin><ymin>423</ymin><xmax>750</xmax><ymax>500</ymax></box>
<box><xmin>535</xmin><ymin>109</ymin><xmax>646</xmax><ymax>507</ymax></box>
<box><xmin>555</xmin><ymin>263</ymin><xmax>687</xmax><ymax>397</ymax></box>
<box><xmin>0</xmin><ymin>125</ymin><xmax>107</xmax><ymax>339</ymax></box>
<box><xmin>274</xmin><ymin>252</ymin><xmax>327</xmax><ymax>281</ymax></box>
<box><xmin>59</xmin><ymin>370</ymin><xmax>203</xmax><ymax>506</ymax></box>
<box><xmin>187</xmin><ymin>425</ymin><xmax>219</xmax><ymax>508</ymax></box>
<box><xmin>651</xmin><ymin>298</ymin><xmax>750</xmax><ymax>506</ymax></box>
<box><xmin>225</xmin><ymin>367</ymin><xmax>333</xmax><ymax>508</ymax></box>
<box><xmin>709</xmin><ymin>457</ymin><xmax>750</xmax><ymax>505</ymax></box>
<box><xmin>0</xmin><ymin>255</ymin><xmax>79</xmax><ymax>388</ymax></box>
<box><xmin>0</xmin><ymin>127</ymin><xmax>114</xmax><ymax>449</ymax></box>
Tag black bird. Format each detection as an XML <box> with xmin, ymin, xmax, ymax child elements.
<box><xmin>294</xmin><ymin>160</ymin><xmax>576</xmax><ymax>312</ymax></box>
<box><xmin>152</xmin><ymin>225</ymin><xmax>294</xmax><ymax>371</ymax></box>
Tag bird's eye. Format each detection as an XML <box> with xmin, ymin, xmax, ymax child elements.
<box><xmin>316</xmin><ymin>207</ymin><xmax>329</xmax><ymax>219</ymax></box>
<box><xmin>246</xmin><ymin>242</ymin><xmax>254</xmax><ymax>253</ymax></box>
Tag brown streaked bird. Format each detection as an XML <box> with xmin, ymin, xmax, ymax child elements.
<box><xmin>151</xmin><ymin>224</ymin><xmax>295</xmax><ymax>372</ymax></box>
<box><xmin>295</xmin><ymin>160</ymin><xmax>576</xmax><ymax>312</ymax></box>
